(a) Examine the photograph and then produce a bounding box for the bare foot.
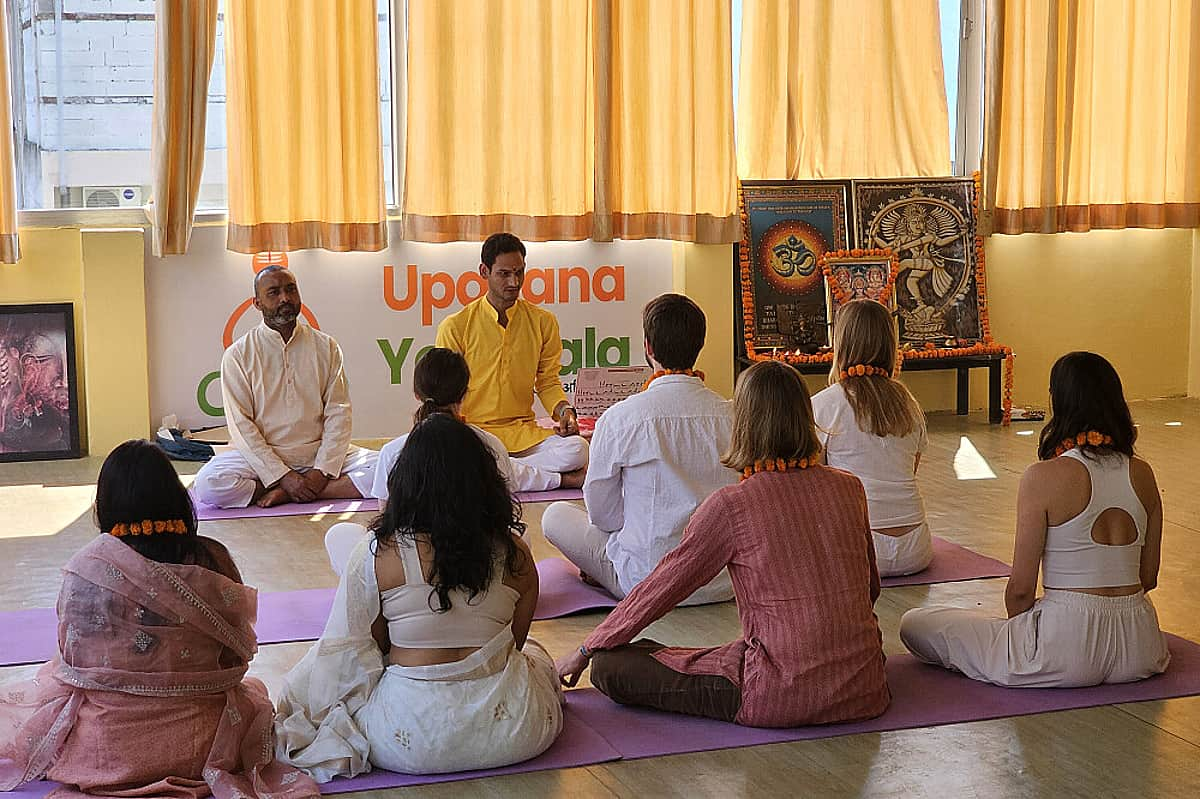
[579,571,603,588]
[559,467,587,490]
[255,487,290,508]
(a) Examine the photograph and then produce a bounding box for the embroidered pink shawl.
[0,535,317,799]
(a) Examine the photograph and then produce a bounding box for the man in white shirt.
[541,293,735,605]
[193,267,377,508]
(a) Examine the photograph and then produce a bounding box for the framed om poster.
[851,178,985,344]
[0,303,81,461]
[737,181,852,355]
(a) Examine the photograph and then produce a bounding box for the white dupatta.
[274,536,384,782]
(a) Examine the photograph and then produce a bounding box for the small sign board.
[573,366,652,419]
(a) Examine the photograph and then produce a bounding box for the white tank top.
[1041,449,1146,589]
[381,542,519,649]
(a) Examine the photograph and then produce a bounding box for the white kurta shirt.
[221,322,353,487]
[371,423,520,500]
[584,373,736,596]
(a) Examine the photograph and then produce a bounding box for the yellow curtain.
[737,0,951,180]
[225,0,387,253]
[403,0,594,242]
[600,0,739,242]
[984,0,1200,234]
[149,0,217,257]
[0,5,19,263]
[403,0,738,244]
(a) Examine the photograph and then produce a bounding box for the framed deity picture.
[851,177,986,345]
[0,303,82,461]
[737,181,852,356]
[819,249,899,314]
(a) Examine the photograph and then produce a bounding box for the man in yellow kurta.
[436,233,588,489]
[193,267,377,508]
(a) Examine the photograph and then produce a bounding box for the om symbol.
[770,235,817,279]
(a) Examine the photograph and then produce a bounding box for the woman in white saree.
[274,414,562,780]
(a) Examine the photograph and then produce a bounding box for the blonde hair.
[830,299,923,438]
[722,361,822,472]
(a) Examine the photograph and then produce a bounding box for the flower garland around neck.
[741,451,822,481]
[1054,431,1113,458]
[643,368,705,391]
[838,364,891,380]
[109,519,187,537]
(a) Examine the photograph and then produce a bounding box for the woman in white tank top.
[900,352,1170,687]
[812,299,933,576]
[274,414,562,780]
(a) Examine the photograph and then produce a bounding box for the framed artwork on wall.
[737,181,852,360]
[0,303,82,461]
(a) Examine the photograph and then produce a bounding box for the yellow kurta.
[435,297,568,453]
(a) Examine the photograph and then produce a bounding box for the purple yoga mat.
[881,536,1010,587]
[534,558,619,619]
[566,633,1200,759]
[515,487,584,503]
[189,489,580,520]
[7,706,620,797]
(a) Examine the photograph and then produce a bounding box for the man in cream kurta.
[193,267,377,508]
[435,233,588,488]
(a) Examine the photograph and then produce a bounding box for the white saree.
[273,537,563,780]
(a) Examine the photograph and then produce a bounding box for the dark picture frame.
[0,302,82,461]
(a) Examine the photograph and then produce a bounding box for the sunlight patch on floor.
[0,484,96,538]
[953,436,997,480]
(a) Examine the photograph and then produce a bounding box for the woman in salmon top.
[557,360,890,727]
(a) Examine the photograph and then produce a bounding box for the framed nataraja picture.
[0,303,82,461]
[738,181,852,356]
[851,177,985,344]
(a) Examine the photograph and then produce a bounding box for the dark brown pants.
[591,638,742,723]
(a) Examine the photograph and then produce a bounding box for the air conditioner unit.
[82,186,144,208]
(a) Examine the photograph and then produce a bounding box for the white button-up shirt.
[221,322,353,486]
[584,373,736,601]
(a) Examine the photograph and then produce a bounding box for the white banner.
[145,226,673,438]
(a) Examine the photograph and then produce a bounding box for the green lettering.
[377,338,414,385]
[597,336,630,367]
[196,371,223,417]
[585,326,596,368]
[560,337,583,375]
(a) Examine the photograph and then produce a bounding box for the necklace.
[1054,431,1113,457]
[740,452,822,481]
[642,368,705,391]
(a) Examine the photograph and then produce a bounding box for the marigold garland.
[643,368,705,391]
[109,519,187,537]
[818,249,900,309]
[1054,431,1114,457]
[740,451,822,481]
[839,364,891,380]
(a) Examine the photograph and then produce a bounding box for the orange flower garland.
[818,249,900,308]
[839,364,891,380]
[740,451,822,481]
[643,368,705,391]
[1054,431,1114,457]
[109,519,187,537]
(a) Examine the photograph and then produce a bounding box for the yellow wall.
[678,228,1196,409]
[0,226,149,455]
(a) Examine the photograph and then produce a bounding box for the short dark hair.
[253,265,291,295]
[481,233,526,268]
[413,347,470,423]
[643,293,706,370]
[1037,351,1137,460]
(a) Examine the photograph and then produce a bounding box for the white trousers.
[540,501,733,606]
[899,589,1171,688]
[512,435,589,477]
[193,446,378,509]
[873,523,934,577]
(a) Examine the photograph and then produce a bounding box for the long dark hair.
[412,347,470,423]
[94,439,222,571]
[1038,352,1136,461]
[370,413,525,611]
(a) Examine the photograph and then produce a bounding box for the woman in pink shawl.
[0,440,317,799]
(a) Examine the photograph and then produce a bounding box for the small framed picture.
[819,249,899,312]
[0,303,82,461]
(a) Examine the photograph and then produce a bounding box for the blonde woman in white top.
[900,352,1169,687]
[812,299,932,576]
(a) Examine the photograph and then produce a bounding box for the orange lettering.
[383,265,418,311]
[421,271,455,326]
[522,268,556,304]
[557,266,591,303]
[593,265,625,302]
[457,271,487,305]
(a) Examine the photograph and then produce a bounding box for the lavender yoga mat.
[881,536,1010,587]
[7,706,620,797]
[189,489,580,520]
[515,487,584,503]
[566,634,1200,759]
